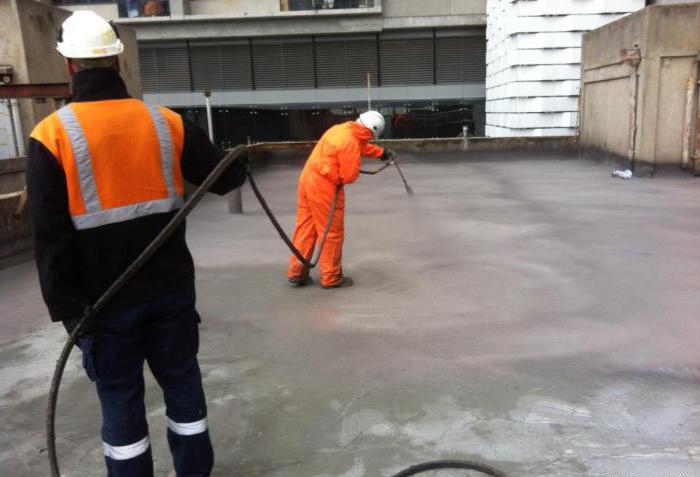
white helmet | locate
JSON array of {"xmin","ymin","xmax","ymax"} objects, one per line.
[
  {"xmin": 357, "ymin": 110, "xmax": 385, "ymax": 139},
  {"xmin": 57, "ymin": 11, "xmax": 124, "ymax": 59}
]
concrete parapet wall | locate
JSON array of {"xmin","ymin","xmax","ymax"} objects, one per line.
[{"xmin": 248, "ymin": 135, "xmax": 578, "ymax": 162}]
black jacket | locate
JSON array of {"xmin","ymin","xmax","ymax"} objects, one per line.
[{"xmin": 27, "ymin": 68, "xmax": 246, "ymax": 322}]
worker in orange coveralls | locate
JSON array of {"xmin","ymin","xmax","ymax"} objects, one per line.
[{"xmin": 287, "ymin": 111, "xmax": 396, "ymax": 289}]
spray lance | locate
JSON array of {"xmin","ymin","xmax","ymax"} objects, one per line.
[{"xmin": 46, "ymin": 146, "xmax": 503, "ymax": 477}]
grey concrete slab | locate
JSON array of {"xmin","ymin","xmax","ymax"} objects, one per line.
[{"xmin": 1, "ymin": 153, "xmax": 700, "ymax": 477}]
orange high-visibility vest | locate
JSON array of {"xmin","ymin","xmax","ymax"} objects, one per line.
[{"xmin": 31, "ymin": 99, "xmax": 185, "ymax": 230}]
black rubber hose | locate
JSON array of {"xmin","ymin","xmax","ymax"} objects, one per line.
[
  {"xmin": 360, "ymin": 161, "xmax": 392, "ymax": 175},
  {"xmin": 47, "ymin": 150, "xmax": 493, "ymax": 477},
  {"xmin": 389, "ymin": 459, "xmax": 507, "ymax": 477},
  {"xmin": 46, "ymin": 145, "xmax": 248, "ymax": 477},
  {"xmin": 246, "ymin": 171, "xmax": 338, "ymax": 269}
]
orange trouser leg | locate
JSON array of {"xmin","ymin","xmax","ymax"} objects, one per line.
[
  {"xmin": 307, "ymin": 179, "xmax": 345, "ymax": 287},
  {"xmin": 287, "ymin": 177, "xmax": 317, "ymax": 280}
]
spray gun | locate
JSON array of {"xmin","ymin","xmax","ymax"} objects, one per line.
[{"xmin": 360, "ymin": 157, "xmax": 414, "ymax": 196}]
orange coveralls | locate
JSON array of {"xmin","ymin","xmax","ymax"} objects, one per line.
[{"xmin": 287, "ymin": 121, "xmax": 384, "ymax": 286}]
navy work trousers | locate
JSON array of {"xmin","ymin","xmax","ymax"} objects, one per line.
[{"xmin": 78, "ymin": 292, "xmax": 214, "ymax": 477}]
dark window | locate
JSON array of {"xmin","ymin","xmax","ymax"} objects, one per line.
[
  {"xmin": 281, "ymin": 0, "xmax": 374, "ymax": 11},
  {"xmin": 52, "ymin": 0, "xmax": 115, "ymax": 4},
  {"xmin": 173, "ymin": 101, "xmax": 485, "ymax": 147},
  {"xmin": 117, "ymin": 0, "xmax": 170, "ymax": 18}
]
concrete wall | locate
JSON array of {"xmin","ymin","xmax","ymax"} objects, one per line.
[
  {"xmin": 0, "ymin": 158, "xmax": 31, "ymax": 266},
  {"xmin": 62, "ymin": 3, "xmax": 120, "ymax": 21},
  {"xmin": 190, "ymin": 0, "xmax": 278, "ymax": 16},
  {"xmin": 117, "ymin": 0, "xmax": 485, "ymax": 40},
  {"xmin": 382, "ymin": 0, "xmax": 486, "ymax": 28},
  {"xmin": 249, "ymin": 135, "xmax": 578, "ymax": 164},
  {"xmin": 649, "ymin": 0, "xmax": 700, "ymax": 4},
  {"xmin": 579, "ymin": 4, "xmax": 700, "ymax": 172},
  {"xmin": 0, "ymin": 0, "xmax": 142, "ymax": 158}
]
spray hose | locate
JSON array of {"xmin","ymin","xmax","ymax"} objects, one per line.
[
  {"xmin": 246, "ymin": 171, "xmax": 337, "ymax": 270},
  {"xmin": 248, "ymin": 159, "xmax": 408, "ymax": 270},
  {"xmin": 45, "ymin": 147, "xmax": 504, "ymax": 477}
]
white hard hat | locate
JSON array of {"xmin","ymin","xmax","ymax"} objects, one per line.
[
  {"xmin": 57, "ymin": 11, "xmax": 124, "ymax": 59},
  {"xmin": 357, "ymin": 110, "xmax": 385, "ymax": 139}
]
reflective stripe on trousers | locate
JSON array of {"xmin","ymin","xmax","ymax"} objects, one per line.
[
  {"xmin": 56, "ymin": 103, "xmax": 182, "ymax": 230},
  {"xmin": 103, "ymin": 435, "xmax": 150, "ymax": 461},
  {"xmin": 168, "ymin": 417, "xmax": 208, "ymax": 436}
]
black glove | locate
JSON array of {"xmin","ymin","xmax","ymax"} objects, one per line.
[{"xmin": 380, "ymin": 148, "xmax": 396, "ymax": 162}]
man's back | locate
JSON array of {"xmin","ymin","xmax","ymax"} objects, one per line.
[
  {"xmin": 304, "ymin": 121, "xmax": 374, "ymax": 184},
  {"xmin": 28, "ymin": 68, "xmax": 245, "ymax": 323}
]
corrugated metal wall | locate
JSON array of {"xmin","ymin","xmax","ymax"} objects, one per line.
[{"xmin": 139, "ymin": 29, "xmax": 486, "ymax": 94}]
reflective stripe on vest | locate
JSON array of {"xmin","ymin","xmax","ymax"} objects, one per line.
[{"xmin": 56, "ymin": 103, "xmax": 183, "ymax": 230}]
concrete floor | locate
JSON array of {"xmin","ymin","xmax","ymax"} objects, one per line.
[{"xmin": 1, "ymin": 152, "xmax": 700, "ymax": 477}]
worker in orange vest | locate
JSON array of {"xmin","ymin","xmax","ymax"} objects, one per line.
[
  {"xmin": 27, "ymin": 11, "xmax": 247, "ymax": 477},
  {"xmin": 287, "ymin": 111, "xmax": 395, "ymax": 288}
]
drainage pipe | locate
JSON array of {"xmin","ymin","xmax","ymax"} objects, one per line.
[
  {"xmin": 10, "ymin": 99, "xmax": 25, "ymax": 157},
  {"xmin": 682, "ymin": 55, "xmax": 700, "ymax": 169},
  {"xmin": 627, "ymin": 61, "xmax": 639, "ymax": 172},
  {"xmin": 6, "ymin": 100, "xmax": 20, "ymax": 158}
]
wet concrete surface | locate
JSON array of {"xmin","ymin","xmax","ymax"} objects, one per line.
[{"xmin": 2, "ymin": 152, "xmax": 700, "ymax": 476}]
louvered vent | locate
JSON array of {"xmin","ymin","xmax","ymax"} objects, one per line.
[
  {"xmin": 315, "ymin": 36, "xmax": 378, "ymax": 88},
  {"xmin": 138, "ymin": 42, "xmax": 191, "ymax": 93},
  {"xmin": 252, "ymin": 38, "xmax": 315, "ymax": 90},
  {"xmin": 436, "ymin": 33, "xmax": 486, "ymax": 84},
  {"xmin": 379, "ymin": 33, "xmax": 433, "ymax": 86},
  {"xmin": 190, "ymin": 40, "xmax": 253, "ymax": 91}
]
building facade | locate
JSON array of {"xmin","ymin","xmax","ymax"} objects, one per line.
[
  {"xmin": 485, "ymin": 0, "xmax": 648, "ymax": 137},
  {"xmin": 52, "ymin": 0, "xmax": 488, "ymax": 144}
]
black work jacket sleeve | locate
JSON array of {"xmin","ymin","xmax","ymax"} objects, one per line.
[
  {"xmin": 26, "ymin": 138, "xmax": 85, "ymax": 322},
  {"xmin": 180, "ymin": 120, "xmax": 247, "ymax": 195}
]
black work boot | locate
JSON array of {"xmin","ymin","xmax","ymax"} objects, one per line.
[
  {"xmin": 288, "ymin": 275, "xmax": 314, "ymax": 287},
  {"xmin": 321, "ymin": 276, "xmax": 353, "ymax": 289}
]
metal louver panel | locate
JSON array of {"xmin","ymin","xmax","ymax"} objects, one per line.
[
  {"xmin": 315, "ymin": 37, "xmax": 378, "ymax": 88},
  {"xmin": 138, "ymin": 42, "xmax": 191, "ymax": 93},
  {"xmin": 138, "ymin": 48, "xmax": 159, "ymax": 93},
  {"xmin": 190, "ymin": 41, "xmax": 253, "ymax": 91},
  {"xmin": 379, "ymin": 34, "xmax": 433, "ymax": 86},
  {"xmin": 436, "ymin": 35, "xmax": 486, "ymax": 84},
  {"xmin": 252, "ymin": 38, "xmax": 314, "ymax": 90}
]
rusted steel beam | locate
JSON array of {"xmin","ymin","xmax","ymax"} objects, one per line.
[{"xmin": 0, "ymin": 83, "xmax": 70, "ymax": 99}]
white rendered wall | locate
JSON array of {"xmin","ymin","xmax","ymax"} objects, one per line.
[{"xmin": 485, "ymin": 0, "xmax": 646, "ymax": 137}]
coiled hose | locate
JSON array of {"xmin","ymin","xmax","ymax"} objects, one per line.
[{"xmin": 45, "ymin": 147, "xmax": 504, "ymax": 477}]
